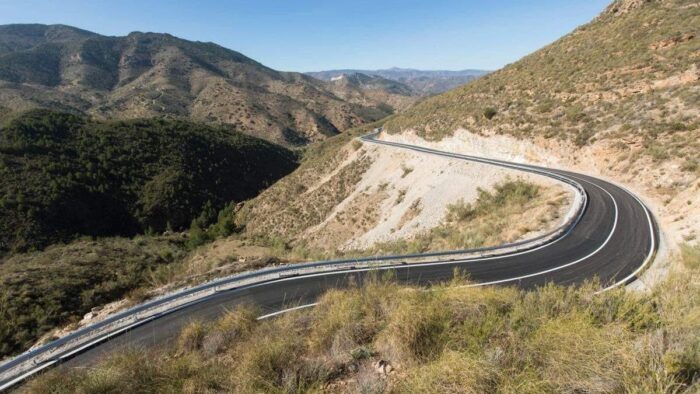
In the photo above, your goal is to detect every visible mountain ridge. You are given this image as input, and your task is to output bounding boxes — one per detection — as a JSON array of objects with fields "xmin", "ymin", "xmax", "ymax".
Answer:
[
  {"xmin": 0, "ymin": 24, "xmax": 394, "ymax": 146},
  {"xmin": 306, "ymin": 67, "xmax": 489, "ymax": 94}
]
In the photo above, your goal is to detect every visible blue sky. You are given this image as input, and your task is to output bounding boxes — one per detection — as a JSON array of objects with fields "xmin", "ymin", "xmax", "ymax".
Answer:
[{"xmin": 0, "ymin": 0, "xmax": 610, "ymax": 72}]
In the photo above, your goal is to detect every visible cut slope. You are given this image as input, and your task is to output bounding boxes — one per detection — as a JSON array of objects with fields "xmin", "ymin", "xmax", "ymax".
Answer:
[{"xmin": 235, "ymin": 124, "xmax": 571, "ymax": 257}]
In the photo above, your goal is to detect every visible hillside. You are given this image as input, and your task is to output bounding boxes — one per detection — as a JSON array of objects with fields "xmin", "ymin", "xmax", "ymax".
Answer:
[
  {"xmin": 226, "ymin": 118, "xmax": 571, "ymax": 262},
  {"xmin": 0, "ymin": 24, "xmax": 393, "ymax": 146},
  {"xmin": 325, "ymin": 73, "xmax": 420, "ymax": 111},
  {"xmin": 0, "ymin": 109, "xmax": 298, "ymax": 254},
  {"xmin": 385, "ymin": 0, "xmax": 698, "ymax": 151},
  {"xmin": 384, "ymin": 0, "xmax": 699, "ymax": 250},
  {"xmin": 0, "ymin": 235, "xmax": 188, "ymax": 358},
  {"xmin": 307, "ymin": 67, "xmax": 489, "ymax": 94}
]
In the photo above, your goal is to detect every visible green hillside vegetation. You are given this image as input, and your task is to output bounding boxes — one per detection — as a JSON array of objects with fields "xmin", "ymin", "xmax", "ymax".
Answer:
[
  {"xmin": 384, "ymin": 0, "xmax": 699, "ymax": 169},
  {"xmin": 0, "ymin": 235, "xmax": 187, "ymax": 358},
  {"xmin": 28, "ymin": 244, "xmax": 700, "ymax": 393},
  {"xmin": 0, "ymin": 109, "xmax": 298, "ymax": 253}
]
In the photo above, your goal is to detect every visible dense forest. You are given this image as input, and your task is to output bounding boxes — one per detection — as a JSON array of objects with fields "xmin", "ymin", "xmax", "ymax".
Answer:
[{"xmin": 0, "ymin": 110, "xmax": 298, "ymax": 253}]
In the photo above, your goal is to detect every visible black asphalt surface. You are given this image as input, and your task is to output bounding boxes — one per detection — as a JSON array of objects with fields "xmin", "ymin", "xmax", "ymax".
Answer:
[{"xmin": 0, "ymin": 132, "xmax": 657, "ymax": 387}]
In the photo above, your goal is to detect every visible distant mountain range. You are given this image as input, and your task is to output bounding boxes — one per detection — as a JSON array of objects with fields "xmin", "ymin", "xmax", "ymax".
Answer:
[
  {"xmin": 306, "ymin": 67, "xmax": 489, "ymax": 94},
  {"xmin": 323, "ymin": 72, "xmax": 421, "ymax": 111},
  {"xmin": 0, "ymin": 24, "xmax": 409, "ymax": 146}
]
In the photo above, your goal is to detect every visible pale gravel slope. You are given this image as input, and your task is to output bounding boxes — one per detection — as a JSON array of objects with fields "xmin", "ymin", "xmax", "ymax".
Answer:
[{"xmin": 299, "ymin": 137, "xmax": 573, "ymax": 251}]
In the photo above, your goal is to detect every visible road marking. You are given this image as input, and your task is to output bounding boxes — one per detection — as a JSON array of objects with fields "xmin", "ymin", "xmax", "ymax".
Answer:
[
  {"xmin": 364, "ymin": 132, "xmax": 656, "ymax": 292},
  {"xmin": 595, "ymin": 182, "xmax": 656, "ymax": 293},
  {"xmin": 256, "ymin": 303, "xmax": 319, "ymax": 320}
]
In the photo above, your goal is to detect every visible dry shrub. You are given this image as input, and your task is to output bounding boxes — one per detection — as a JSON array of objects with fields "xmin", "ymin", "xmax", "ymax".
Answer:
[
  {"xmin": 376, "ymin": 291, "xmax": 451, "ymax": 365},
  {"xmin": 308, "ymin": 274, "xmax": 400, "ymax": 359},
  {"xmin": 233, "ymin": 313, "xmax": 331, "ymax": 393},
  {"xmin": 201, "ymin": 305, "xmax": 258, "ymax": 356},
  {"xmin": 177, "ymin": 320, "xmax": 206, "ymax": 353},
  {"xmin": 353, "ymin": 362, "xmax": 387, "ymax": 394},
  {"xmin": 393, "ymin": 350, "xmax": 495, "ymax": 393},
  {"xmin": 653, "ymin": 246, "xmax": 700, "ymax": 388},
  {"xmin": 524, "ymin": 314, "xmax": 632, "ymax": 392},
  {"xmin": 441, "ymin": 285, "xmax": 517, "ymax": 353}
]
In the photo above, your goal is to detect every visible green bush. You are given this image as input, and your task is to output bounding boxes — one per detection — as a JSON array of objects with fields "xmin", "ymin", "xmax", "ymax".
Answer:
[{"xmin": 483, "ymin": 107, "xmax": 497, "ymax": 120}]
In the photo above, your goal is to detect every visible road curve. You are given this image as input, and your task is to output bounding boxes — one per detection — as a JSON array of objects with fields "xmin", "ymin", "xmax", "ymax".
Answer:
[{"xmin": 0, "ymin": 130, "xmax": 657, "ymax": 390}]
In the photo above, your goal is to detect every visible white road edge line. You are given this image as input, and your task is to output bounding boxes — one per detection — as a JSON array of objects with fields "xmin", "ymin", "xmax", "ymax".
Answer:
[
  {"xmin": 594, "ymin": 184, "xmax": 656, "ymax": 293},
  {"xmin": 365, "ymin": 133, "xmax": 656, "ymax": 292},
  {"xmin": 462, "ymin": 175, "xmax": 619, "ymax": 287},
  {"xmin": 245, "ymin": 175, "xmax": 617, "ymax": 288},
  {"xmin": 256, "ymin": 303, "xmax": 319, "ymax": 320}
]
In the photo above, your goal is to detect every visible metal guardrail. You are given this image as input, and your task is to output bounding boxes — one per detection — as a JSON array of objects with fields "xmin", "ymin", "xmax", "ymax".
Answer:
[{"xmin": 0, "ymin": 129, "xmax": 588, "ymax": 390}]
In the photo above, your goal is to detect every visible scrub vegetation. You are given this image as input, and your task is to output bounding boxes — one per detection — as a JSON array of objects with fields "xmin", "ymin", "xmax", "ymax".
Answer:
[
  {"xmin": 27, "ymin": 243, "xmax": 700, "ymax": 393},
  {"xmin": 0, "ymin": 235, "xmax": 187, "ymax": 358}
]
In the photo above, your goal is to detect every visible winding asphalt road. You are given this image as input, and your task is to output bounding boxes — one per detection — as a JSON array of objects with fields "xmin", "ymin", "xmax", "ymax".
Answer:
[{"xmin": 0, "ymin": 130, "xmax": 657, "ymax": 390}]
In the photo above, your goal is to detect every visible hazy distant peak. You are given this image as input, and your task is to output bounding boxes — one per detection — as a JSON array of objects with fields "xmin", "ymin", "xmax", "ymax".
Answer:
[{"xmin": 307, "ymin": 68, "xmax": 489, "ymax": 94}]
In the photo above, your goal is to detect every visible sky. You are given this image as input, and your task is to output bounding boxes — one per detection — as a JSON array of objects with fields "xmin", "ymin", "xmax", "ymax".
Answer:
[{"xmin": 0, "ymin": 0, "xmax": 611, "ymax": 72}]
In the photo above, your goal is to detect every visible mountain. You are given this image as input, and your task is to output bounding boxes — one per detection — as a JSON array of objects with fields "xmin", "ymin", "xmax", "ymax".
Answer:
[
  {"xmin": 324, "ymin": 72, "xmax": 421, "ymax": 111},
  {"xmin": 306, "ymin": 67, "xmax": 489, "ymax": 94},
  {"xmin": 383, "ymin": 0, "xmax": 699, "ymax": 249},
  {"xmin": 0, "ymin": 24, "xmax": 393, "ymax": 146},
  {"xmin": 386, "ymin": 1, "xmax": 698, "ymax": 170},
  {"xmin": 7, "ymin": 1, "xmax": 700, "ymax": 391},
  {"xmin": 0, "ymin": 109, "xmax": 298, "ymax": 253}
]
